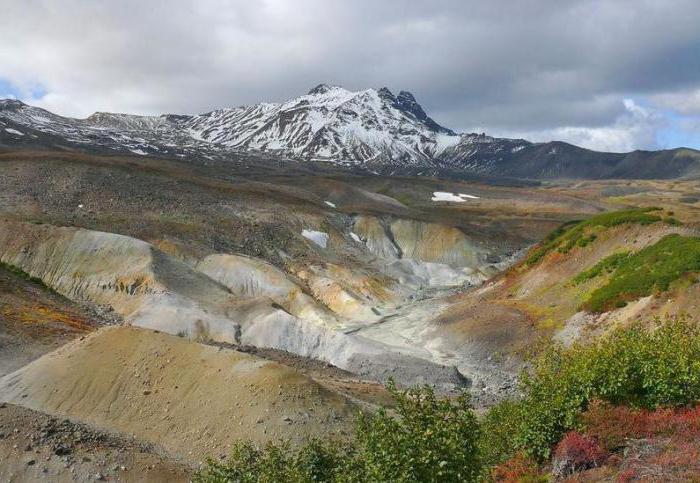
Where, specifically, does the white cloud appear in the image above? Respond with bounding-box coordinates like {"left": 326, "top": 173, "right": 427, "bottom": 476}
{"left": 652, "top": 89, "right": 700, "bottom": 116}
{"left": 488, "top": 99, "right": 664, "bottom": 152}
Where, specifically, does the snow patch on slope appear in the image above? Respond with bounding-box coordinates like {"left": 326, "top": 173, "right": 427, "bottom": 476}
{"left": 302, "top": 229, "right": 329, "bottom": 248}
{"left": 431, "top": 191, "right": 480, "bottom": 202}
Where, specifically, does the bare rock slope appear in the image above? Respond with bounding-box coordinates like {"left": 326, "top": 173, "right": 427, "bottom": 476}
{"left": 0, "top": 326, "right": 358, "bottom": 462}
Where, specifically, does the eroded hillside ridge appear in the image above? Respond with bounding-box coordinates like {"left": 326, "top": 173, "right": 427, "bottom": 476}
{"left": 0, "top": 219, "right": 468, "bottom": 390}
{"left": 429, "top": 207, "right": 700, "bottom": 366}
{"left": 2, "top": 88, "right": 699, "bottom": 179}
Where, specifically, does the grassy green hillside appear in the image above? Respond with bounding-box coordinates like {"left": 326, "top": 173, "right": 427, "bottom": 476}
{"left": 525, "top": 207, "right": 679, "bottom": 267}
{"left": 575, "top": 234, "right": 700, "bottom": 312}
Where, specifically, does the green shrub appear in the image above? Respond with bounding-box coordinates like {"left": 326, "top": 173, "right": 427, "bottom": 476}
{"left": 195, "top": 383, "right": 481, "bottom": 483}
{"left": 484, "top": 318, "right": 700, "bottom": 462}
{"left": 581, "top": 234, "right": 700, "bottom": 312}
{"left": 478, "top": 400, "right": 524, "bottom": 468}
{"left": 354, "top": 383, "right": 481, "bottom": 482}
{"left": 193, "top": 439, "right": 349, "bottom": 483}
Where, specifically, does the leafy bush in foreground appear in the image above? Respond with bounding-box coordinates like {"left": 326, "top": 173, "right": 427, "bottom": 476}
{"left": 193, "top": 439, "right": 349, "bottom": 483}
{"left": 195, "top": 383, "right": 481, "bottom": 483}
{"left": 353, "top": 384, "right": 480, "bottom": 482}
{"left": 483, "top": 317, "right": 700, "bottom": 462}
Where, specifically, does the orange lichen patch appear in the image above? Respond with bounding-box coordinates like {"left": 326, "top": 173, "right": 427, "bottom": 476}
{"left": 2, "top": 305, "right": 93, "bottom": 332}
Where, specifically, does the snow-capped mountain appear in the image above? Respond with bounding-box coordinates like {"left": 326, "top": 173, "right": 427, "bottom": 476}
{"left": 0, "top": 98, "right": 190, "bottom": 157}
{"left": 183, "top": 84, "right": 457, "bottom": 164}
{"left": 0, "top": 85, "right": 461, "bottom": 165}
{"left": 2, "top": 86, "right": 700, "bottom": 179}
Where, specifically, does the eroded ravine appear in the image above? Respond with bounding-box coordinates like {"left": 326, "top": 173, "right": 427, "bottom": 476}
{"left": 0, "top": 218, "right": 494, "bottom": 391}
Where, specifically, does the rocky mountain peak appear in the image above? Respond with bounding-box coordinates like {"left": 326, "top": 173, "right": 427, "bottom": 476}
{"left": 377, "top": 87, "right": 396, "bottom": 102}
{"left": 307, "top": 83, "right": 334, "bottom": 95}
{"left": 0, "top": 99, "right": 27, "bottom": 111}
{"left": 396, "top": 90, "right": 417, "bottom": 104}
{"left": 393, "top": 90, "right": 454, "bottom": 135}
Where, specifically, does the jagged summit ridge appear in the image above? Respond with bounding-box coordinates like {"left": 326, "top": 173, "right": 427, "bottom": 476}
{"left": 0, "top": 85, "right": 462, "bottom": 165}
{"left": 182, "top": 84, "right": 458, "bottom": 163}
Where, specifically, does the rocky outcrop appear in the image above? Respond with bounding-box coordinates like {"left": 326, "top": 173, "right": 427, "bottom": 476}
{"left": 389, "top": 219, "right": 486, "bottom": 267}
{"left": 353, "top": 216, "right": 400, "bottom": 260}
{"left": 0, "top": 220, "right": 241, "bottom": 344}
{"left": 238, "top": 309, "right": 467, "bottom": 389}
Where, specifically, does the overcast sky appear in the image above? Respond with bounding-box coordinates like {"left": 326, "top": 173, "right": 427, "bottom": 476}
{"left": 2, "top": 0, "right": 699, "bottom": 152}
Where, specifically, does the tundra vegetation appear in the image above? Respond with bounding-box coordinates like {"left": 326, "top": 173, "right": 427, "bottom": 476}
{"left": 196, "top": 317, "right": 700, "bottom": 482}
{"left": 524, "top": 207, "right": 679, "bottom": 266}
{"left": 575, "top": 234, "right": 700, "bottom": 312}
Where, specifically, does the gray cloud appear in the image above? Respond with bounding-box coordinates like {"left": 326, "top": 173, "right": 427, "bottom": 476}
{"left": 1, "top": 0, "right": 699, "bottom": 151}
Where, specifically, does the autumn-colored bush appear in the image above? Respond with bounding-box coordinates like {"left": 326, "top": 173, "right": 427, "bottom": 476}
{"left": 490, "top": 452, "right": 545, "bottom": 482}
{"left": 616, "top": 468, "right": 636, "bottom": 482}
{"left": 653, "top": 441, "right": 700, "bottom": 467}
{"left": 552, "top": 431, "right": 606, "bottom": 477}
{"left": 581, "top": 400, "right": 700, "bottom": 450}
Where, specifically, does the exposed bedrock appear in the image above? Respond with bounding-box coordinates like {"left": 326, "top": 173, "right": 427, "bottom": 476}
{"left": 197, "top": 254, "right": 386, "bottom": 326}
{"left": 237, "top": 306, "right": 467, "bottom": 389}
{"left": 390, "top": 218, "right": 486, "bottom": 267}
{"left": 352, "top": 215, "right": 495, "bottom": 288}
{"left": 353, "top": 215, "right": 400, "bottom": 260}
{"left": 0, "top": 220, "right": 468, "bottom": 390}
{"left": 196, "top": 253, "right": 339, "bottom": 327}
{"left": 0, "top": 220, "right": 241, "bottom": 343}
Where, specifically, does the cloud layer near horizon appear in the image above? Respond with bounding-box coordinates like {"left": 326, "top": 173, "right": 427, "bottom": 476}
{"left": 1, "top": 0, "right": 699, "bottom": 151}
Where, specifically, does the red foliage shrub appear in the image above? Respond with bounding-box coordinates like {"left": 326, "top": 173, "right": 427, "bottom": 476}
{"left": 653, "top": 441, "right": 700, "bottom": 467}
{"left": 616, "top": 468, "right": 636, "bottom": 482}
{"left": 491, "top": 452, "right": 543, "bottom": 482}
{"left": 581, "top": 400, "right": 700, "bottom": 450}
{"left": 552, "top": 431, "right": 606, "bottom": 476}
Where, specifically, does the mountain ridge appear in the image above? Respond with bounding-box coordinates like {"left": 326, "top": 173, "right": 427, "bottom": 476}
{"left": 1, "top": 87, "right": 699, "bottom": 180}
